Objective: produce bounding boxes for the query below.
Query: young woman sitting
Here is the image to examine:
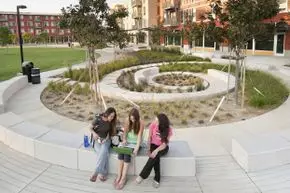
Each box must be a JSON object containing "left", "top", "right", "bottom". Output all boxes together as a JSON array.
[
  {"left": 114, "top": 108, "right": 144, "bottom": 190},
  {"left": 89, "top": 107, "right": 117, "bottom": 182},
  {"left": 135, "top": 113, "right": 173, "bottom": 188}
]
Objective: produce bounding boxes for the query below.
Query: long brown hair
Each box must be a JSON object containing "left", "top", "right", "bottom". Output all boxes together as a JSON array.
[
  {"left": 157, "top": 113, "right": 170, "bottom": 144},
  {"left": 128, "top": 108, "right": 140, "bottom": 135},
  {"left": 103, "top": 107, "right": 117, "bottom": 136}
]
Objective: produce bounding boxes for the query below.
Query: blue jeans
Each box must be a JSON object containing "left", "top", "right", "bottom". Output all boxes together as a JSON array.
[{"left": 94, "top": 139, "right": 111, "bottom": 176}]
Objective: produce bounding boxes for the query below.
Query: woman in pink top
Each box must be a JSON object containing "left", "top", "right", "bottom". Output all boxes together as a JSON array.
[{"left": 135, "top": 113, "right": 172, "bottom": 188}]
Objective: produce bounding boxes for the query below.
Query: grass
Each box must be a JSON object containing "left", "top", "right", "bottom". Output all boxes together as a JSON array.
[{"left": 0, "top": 47, "right": 86, "bottom": 81}]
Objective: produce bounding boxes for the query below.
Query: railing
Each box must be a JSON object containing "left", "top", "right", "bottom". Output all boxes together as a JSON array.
[
  {"left": 132, "top": 11, "right": 142, "bottom": 19},
  {"left": 164, "top": 0, "right": 177, "bottom": 10},
  {"left": 132, "top": 0, "right": 142, "bottom": 7},
  {"left": 164, "top": 18, "right": 178, "bottom": 26}
]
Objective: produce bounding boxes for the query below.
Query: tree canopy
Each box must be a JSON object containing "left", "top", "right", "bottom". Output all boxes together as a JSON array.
[
  {"left": 0, "top": 27, "right": 12, "bottom": 46},
  {"left": 61, "top": 0, "right": 128, "bottom": 50}
]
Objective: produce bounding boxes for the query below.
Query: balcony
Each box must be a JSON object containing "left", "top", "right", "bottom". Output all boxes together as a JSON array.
[
  {"left": 132, "top": 0, "right": 142, "bottom": 7},
  {"left": 0, "top": 17, "right": 8, "bottom": 22},
  {"left": 132, "top": 11, "right": 142, "bottom": 19},
  {"left": 164, "top": 18, "right": 178, "bottom": 26},
  {"left": 164, "top": 1, "right": 178, "bottom": 10}
]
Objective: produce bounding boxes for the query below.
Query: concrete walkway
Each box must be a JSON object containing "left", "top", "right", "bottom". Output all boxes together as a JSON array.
[
  {"left": 2, "top": 141, "right": 290, "bottom": 193},
  {"left": 2, "top": 49, "right": 290, "bottom": 192}
]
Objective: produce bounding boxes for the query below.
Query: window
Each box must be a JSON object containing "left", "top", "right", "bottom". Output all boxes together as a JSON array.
[
  {"left": 51, "top": 29, "right": 56, "bottom": 33},
  {"left": 20, "top": 15, "right": 24, "bottom": 19},
  {"left": 51, "top": 16, "right": 55, "bottom": 20},
  {"left": 21, "top": 29, "right": 25, "bottom": 33},
  {"left": 21, "top": 22, "right": 25, "bottom": 26},
  {"left": 45, "top": 16, "right": 49, "bottom": 20},
  {"left": 9, "top": 15, "right": 14, "bottom": 19},
  {"left": 44, "top": 21, "right": 49, "bottom": 26},
  {"left": 29, "top": 16, "right": 33, "bottom": 20},
  {"left": 30, "top": 29, "right": 34, "bottom": 33},
  {"left": 9, "top": 22, "right": 15, "bottom": 26},
  {"left": 143, "top": 7, "right": 146, "bottom": 15}
]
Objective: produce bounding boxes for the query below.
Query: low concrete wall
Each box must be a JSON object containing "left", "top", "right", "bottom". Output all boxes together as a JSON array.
[
  {"left": 0, "top": 112, "right": 196, "bottom": 176},
  {"left": 0, "top": 76, "right": 28, "bottom": 113}
]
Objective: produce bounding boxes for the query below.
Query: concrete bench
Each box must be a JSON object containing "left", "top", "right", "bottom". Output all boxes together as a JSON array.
[
  {"left": 78, "top": 141, "right": 196, "bottom": 177},
  {"left": 134, "top": 67, "right": 159, "bottom": 85},
  {"left": 0, "top": 112, "right": 195, "bottom": 176},
  {"left": 0, "top": 76, "right": 28, "bottom": 113},
  {"left": 232, "top": 134, "right": 290, "bottom": 172}
]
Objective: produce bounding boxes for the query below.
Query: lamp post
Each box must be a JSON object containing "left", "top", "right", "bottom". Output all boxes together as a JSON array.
[{"left": 16, "top": 5, "right": 27, "bottom": 73}]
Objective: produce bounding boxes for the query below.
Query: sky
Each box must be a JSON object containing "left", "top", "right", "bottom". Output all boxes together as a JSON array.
[{"left": 0, "top": 0, "right": 129, "bottom": 13}]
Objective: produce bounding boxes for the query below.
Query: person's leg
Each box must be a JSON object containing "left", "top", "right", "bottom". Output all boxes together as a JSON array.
[
  {"left": 116, "top": 154, "right": 125, "bottom": 184},
  {"left": 95, "top": 140, "right": 111, "bottom": 180},
  {"left": 153, "top": 146, "right": 169, "bottom": 182},
  {"left": 116, "top": 155, "right": 131, "bottom": 189},
  {"left": 152, "top": 145, "right": 169, "bottom": 187},
  {"left": 137, "top": 144, "right": 158, "bottom": 181}
]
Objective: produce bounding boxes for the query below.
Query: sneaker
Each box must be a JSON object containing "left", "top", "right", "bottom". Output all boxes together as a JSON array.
[
  {"left": 135, "top": 176, "right": 143, "bottom": 184},
  {"left": 152, "top": 180, "right": 160, "bottom": 188}
]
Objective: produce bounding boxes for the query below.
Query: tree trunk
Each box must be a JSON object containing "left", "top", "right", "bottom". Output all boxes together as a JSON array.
[{"left": 234, "top": 50, "right": 240, "bottom": 105}]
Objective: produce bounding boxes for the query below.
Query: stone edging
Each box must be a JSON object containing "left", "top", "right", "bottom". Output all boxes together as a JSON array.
[
  {"left": 0, "top": 76, "right": 28, "bottom": 114},
  {"left": 99, "top": 62, "right": 236, "bottom": 102}
]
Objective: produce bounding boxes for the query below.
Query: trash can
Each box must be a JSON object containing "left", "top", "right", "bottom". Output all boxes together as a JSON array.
[
  {"left": 22, "top": 61, "right": 34, "bottom": 83},
  {"left": 31, "top": 68, "right": 41, "bottom": 84}
]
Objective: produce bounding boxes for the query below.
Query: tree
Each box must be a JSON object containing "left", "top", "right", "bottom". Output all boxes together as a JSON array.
[
  {"left": 23, "top": 32, "right": 33, "bottom": 44},
  {"left": 209, "top": 0, "right": 279, "bottom": 105},
  {"left": 38, "top": 32, "right": 49, "bottom": 44},
  {"left": 9, "top": 34, "right": 17, "bottom": 44},
  {"left": 61, "top": 0, "right": 128, "bottom": 104},
  {"left": 150, "top": 24, "right": 164, "bottom": 45},
  {"left": 108, "top": 6, "right": 130, "bottom": 59},
  {"left": 0, "top": 27, "right": 11, "bottom": 46}
]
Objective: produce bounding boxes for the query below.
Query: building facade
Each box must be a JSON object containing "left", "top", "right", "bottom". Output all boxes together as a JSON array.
[
  {"left": 124, "top": 0, "right": 159, "bottom": 46},
  {"left": 158, "top": 0, "right": 290, "bottom": 56},
  {"left": 0, "top": 11, "right": 71, "bottom": 43}
]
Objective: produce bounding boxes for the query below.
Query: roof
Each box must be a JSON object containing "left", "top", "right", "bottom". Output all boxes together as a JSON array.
[{"left": 0, "top": 11, "right": 60, "bottom": 16}]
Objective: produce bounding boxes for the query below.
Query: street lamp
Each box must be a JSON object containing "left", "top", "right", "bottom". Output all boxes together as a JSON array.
[{"left": 16, "top": 5, "right": 27, "bottom": 73}]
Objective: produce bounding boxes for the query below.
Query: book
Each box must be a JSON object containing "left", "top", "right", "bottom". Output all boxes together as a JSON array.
[{"left": 112, "top": 143, "right": 136, "bottom": 155}]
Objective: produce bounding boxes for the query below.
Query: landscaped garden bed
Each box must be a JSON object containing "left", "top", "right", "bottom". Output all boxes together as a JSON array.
[{"left": 43, "top": 50, "right": 289, "bottom": 128}]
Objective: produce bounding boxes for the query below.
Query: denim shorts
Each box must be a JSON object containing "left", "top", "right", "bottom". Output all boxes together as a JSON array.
[{"left": 118, "top": 153, "right": 131, "bottom": 163}]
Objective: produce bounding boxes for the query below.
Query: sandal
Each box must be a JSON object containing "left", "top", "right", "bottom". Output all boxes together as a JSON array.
[
  {"left": 116, "top": 179, "right": 127, "bottom": 190},
  {"left": 113, "top": 178, "right": 120, "bottom": 188},
  {"left": 89, "top": 175, "right": 97, "bottom": 182},
  {"left": 98, "top": 175, "right": 107, "bottom": 182}
]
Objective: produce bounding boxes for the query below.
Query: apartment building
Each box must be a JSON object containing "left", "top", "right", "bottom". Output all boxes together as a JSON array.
[
  {"left": 0, "top": 11, "right": 71, "bottom": 43},
  {"left": 124, "top": 0, "right": 158, "bottom": 45},
  {"left": 160, "top": 0, "right": 290, "bottom": 56}
]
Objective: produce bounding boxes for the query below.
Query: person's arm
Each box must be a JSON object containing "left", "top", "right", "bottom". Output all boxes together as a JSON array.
[
  {"left": 90, "top": 121, "right": 99, "bottom": 140},
  {"left": 146, "top": 122, "right": 154, "bottom": 155},
  {"left": 150, "top": 128, "right": 172, "bottom": 158},
  {"left": 121, "top": 119, "right": 129, "bottom": 145},
  {"left": 133, "top": 120, "right": 145, "bottom": 155}
]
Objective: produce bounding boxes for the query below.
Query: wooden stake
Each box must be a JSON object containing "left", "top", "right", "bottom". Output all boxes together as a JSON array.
[
  {"left": 209, "top": 96, "right": 226, "bottom": 123},
  {"left": 241, "top": 44, "right": 247, "bottom": 108}
]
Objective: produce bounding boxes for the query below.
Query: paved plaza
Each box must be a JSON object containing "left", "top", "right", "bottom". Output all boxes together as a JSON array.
[{"left": 1, "top": 48, "right": 290, "bottom": 192}]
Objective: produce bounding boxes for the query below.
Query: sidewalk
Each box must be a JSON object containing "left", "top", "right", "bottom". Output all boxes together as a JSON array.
[{"left": 1, "top": 50, "right": 290, "bottom": 193}]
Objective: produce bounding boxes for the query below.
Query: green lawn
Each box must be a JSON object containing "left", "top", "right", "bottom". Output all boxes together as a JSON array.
[{"left": 0, "top": 47, "right": 86, "bottom": 81}]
